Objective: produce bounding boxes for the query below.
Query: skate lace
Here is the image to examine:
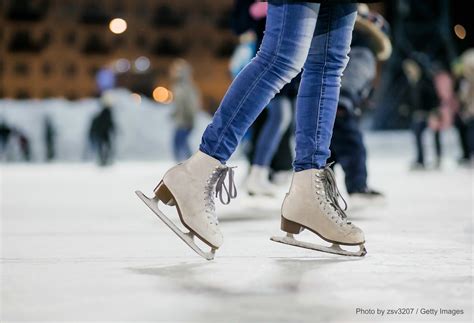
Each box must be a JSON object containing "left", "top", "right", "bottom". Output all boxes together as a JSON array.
[
  {"left": 315, "top": 164, "right": 349, "bottom": 223},
  {"left": 204, "top": 166, "right": 237, "bottom": 221}
]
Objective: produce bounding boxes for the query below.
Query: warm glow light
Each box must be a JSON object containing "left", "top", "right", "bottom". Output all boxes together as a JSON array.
[
  {"left": 454, "top": 24, "right": 466, "bottom": 40},
  {"left": 109, "top": 18, "right": 127, "bottom": 34},
  {"left": 131, "top": 93, "right": 141, "bottom": 104},
  {"left": 153, "top": 86, "right": 170, "bottom": 103}
]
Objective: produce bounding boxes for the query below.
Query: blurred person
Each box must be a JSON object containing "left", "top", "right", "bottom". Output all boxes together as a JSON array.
[
  {"left": 0, "top": 121, "right": 13, "bottom": 159},
  {"left": 246, "top": 92, "right": 294, "bottom": 196},
  {"left": 458, "top": 49, "right": 474, "bottom": 159},
  {"left": 86, "top": 118, "right": 98, "bottom": 161},
  {"left": 433, "top": 68, "right": 460, "bottom": 163},
  {"left": 170, "top": 59, "right": 201, "bottom": 162},
  {"left": 43, "top": 116, "right": 56, "bottom": 161},
  {"left": 452, "top": 59, "right": 471, "bottom": 165},
  {"left": 403, "top": 54, "right": 455, "bottom": 169},
  {"left": 328, "top": 5, "right": 391, "bottom": 207},
  {"left": 229, "top": 31, "right": 257, "bottom": 78},
  {"left": 89, "top": 95, "right": 116, "bottom": 166},
  {"left": 454, "top": 111, "right": 471, "bottom": 165},
  {"left": 87, "top": 65, "right": 118, "bottom": 166},
  {"left": 15, "top": 129, "right": 31, "bottom": 162},
  {"left": 453, "top": 112, "right": 471, "bottom": 164},
  {"left": 372, "top": 0, "right": 457, "bottom": 130},
  {"left": 137, "top": 0, "right": 370, "bottom": 259}
]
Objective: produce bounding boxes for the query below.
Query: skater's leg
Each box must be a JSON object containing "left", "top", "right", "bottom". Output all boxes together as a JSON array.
[
  {"left": 173, "top": 128, "right": 192, "bottom": 162},
  {"left": 454, "top": 113, "right": 470, "bottom": 160},
  {"left": 182, "top": 128, "right": 192, "bottom": 160},
  {"left": 271, "top": 115, "right": 295, "bottom": 172},
  {"left": 103, "top": 141, "right": 112, "bottom": 165},
  {"left": 173, "top": 128, "right": 184, "bottom": 161},
  {"left": 247, "top": 96, "right": 292, "bottom": 196},
  {"left": 412, "top": 118, "right": 427, "bottom": 165},
  {"left": 294, "top": 3, "right": 357, "bottom": 171},
  {"left": 270, "top": 98, "right": 296, "bottom": 185},
  {"left": 200, "top": 2, "right": 320, "bottom": 163},
  {"left": 434, "top": 129, "right": 442, "bottom": 165},
  {"left": 330, "top": 110, "right": 368, "bottom": 193},
  {"left": 468, "top": 118, "right": 474, "bottom": 156},
  {"left": 276, "top": 4, "right": 366, "bottom": 254},
  {"left": 143, "top": 2, "right": 321, "bottom": 257},
  {"left": 172, "top": 128, "right": 180, "bottom": 161},
  {"left": 253, "top": 96, "right": 292, "bottom": 166}
]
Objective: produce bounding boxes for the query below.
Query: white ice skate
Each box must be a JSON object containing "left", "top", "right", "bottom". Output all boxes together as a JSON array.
[
  {"left": 246, "top": 165, "right": 278, "bottom": 197},
  {"left": 136, "top": 151, "right": 237, "bottom": 260},
  {"left": 271, "top": 166, "right": 367, "bottom": 257}
]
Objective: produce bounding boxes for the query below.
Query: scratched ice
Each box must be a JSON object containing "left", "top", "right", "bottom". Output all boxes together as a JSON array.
[{"left": 1, "top": 132, "right": 472, "bottom": 322}]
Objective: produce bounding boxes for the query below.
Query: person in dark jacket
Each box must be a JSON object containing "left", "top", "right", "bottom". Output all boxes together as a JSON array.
[
  {"left": 458, "top": 49, "right": 474, "bottom": 161},
  {"left": 89, "top": 100, "right": 116, "bottom": 166},
  {"left": 0, "top": 121, "right": 12, "bottom": 157},
  {"left": 403, "top": 54, "right": 443, "bottom": 169},
  {"left": 372, "top": 0, "right": 456, "bottom": 130},
  {"left": 43, "top": 117, "right": 56, "bottom": 161}
]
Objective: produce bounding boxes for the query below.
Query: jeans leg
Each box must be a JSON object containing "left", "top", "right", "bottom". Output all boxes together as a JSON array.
[
  {"left": 173, "top": 129, "right": 180, "bottom": 161},
  {"left": 294, "top": 3, "right": 357, "bottom": 171},
  {"left": 180, "top": 129, "right": 192, "bottom": 160},
  {"left": 330, "top": 112, "right": 368, "bottom": 193},
  {"left": 253, "top": 96, "right": 292, "bottom": 166},
  {"left": 270, "top": 97, "right": 296, "bottom": 172},
  {"left": 174, "top": 128, "right": 190, "bottom": 162},
  {"left": 200, "top": 2, "right": 320, "bottom": 163}
]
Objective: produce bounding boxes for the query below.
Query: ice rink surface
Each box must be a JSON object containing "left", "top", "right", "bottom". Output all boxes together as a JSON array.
[{"left": 1, "top": 132, "right": 473, "bottom": 322}]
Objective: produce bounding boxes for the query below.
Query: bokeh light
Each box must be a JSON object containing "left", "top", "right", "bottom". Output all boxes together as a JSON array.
[
  {"left": 134, "top": 56, "right": 151, "bottom": 72},
  {"left": 109, "top": 18, "right": 127, "bottom": 34},
  {"left": 153, "top": 86, "right": 170, "bottom": 103},
  {"left": 131, "top": 93, "right": 142, "bottom": 104},
  {"left": 115, "top": 58, "right": 131, "bottom": 73},
  {"left": 454, "top": 24, "right": 466, "bottom": 39}
]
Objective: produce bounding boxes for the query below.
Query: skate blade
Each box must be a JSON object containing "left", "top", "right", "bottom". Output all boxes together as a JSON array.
[
  {"left": 135, "top": 190, "right": 216, "bottom": 261},
  {"left": 270, "top": 233, "right": 366, "bottom": 257}
]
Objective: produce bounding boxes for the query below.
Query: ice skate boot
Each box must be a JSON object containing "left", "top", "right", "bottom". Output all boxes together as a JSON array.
[
  {"left": 271, "top": 166, "right": 366, "bottom": 257},
  {"left": 136, "top": 151, "right": 237, "bottom": 260},
  {"left": 246, "top": 165, "right": 278, "bottom": 197}
]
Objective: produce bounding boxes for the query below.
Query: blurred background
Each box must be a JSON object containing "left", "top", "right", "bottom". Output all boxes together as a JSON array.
[{"left": 0, "top": 0, "right": 472, "bottom": 164}]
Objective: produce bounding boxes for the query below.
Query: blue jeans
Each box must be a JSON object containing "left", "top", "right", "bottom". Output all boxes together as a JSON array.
[
  {"left": 173, "top": 127, "right": 192, "bottom": 162},
  {"left": 253, "top": 96, "right": 293, "bottom": 166},
  {"left": 200, "top": 1, "right": 357, "bottom": 170}
]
